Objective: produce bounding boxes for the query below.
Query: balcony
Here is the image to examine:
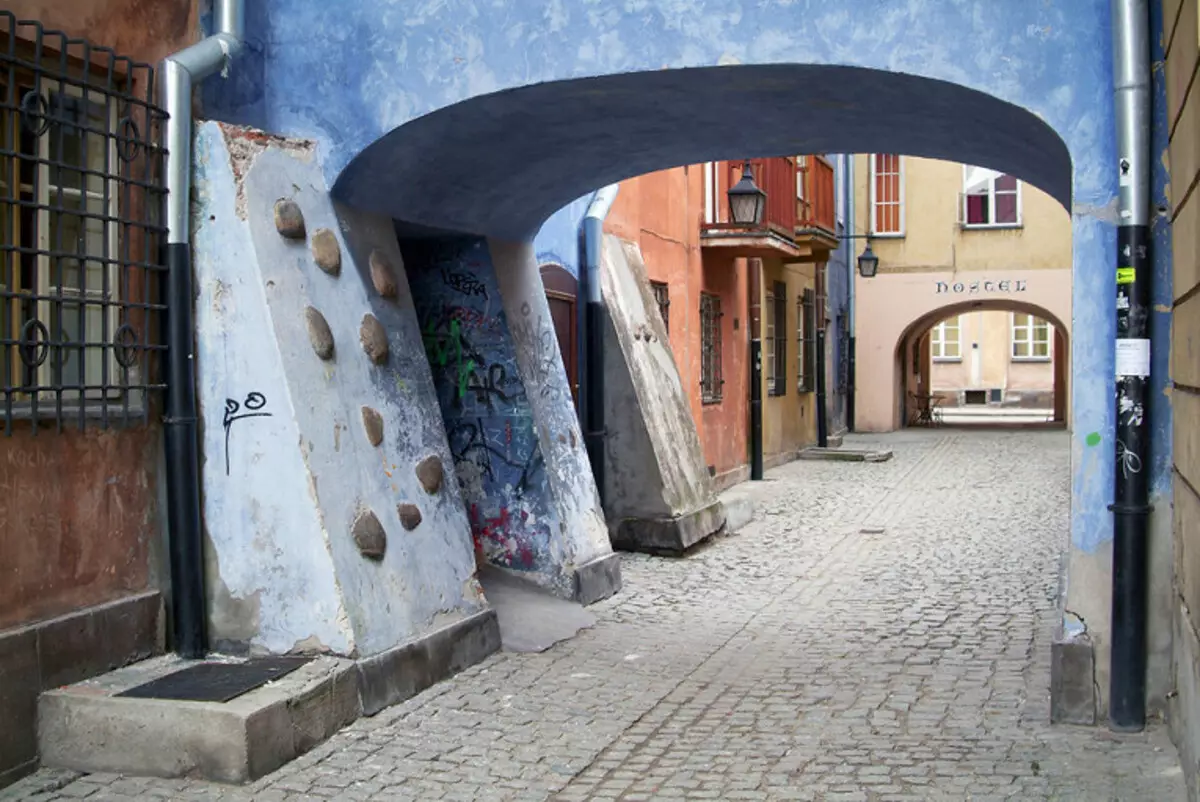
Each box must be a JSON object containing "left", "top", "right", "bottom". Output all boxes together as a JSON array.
[{"left": 701, "top": 156, "right": 838, "bottom": 262}]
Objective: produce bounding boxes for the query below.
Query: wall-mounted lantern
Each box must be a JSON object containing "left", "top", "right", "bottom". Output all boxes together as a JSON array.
[
  {"left": 728, "top": 160, "right": 766, "bottom": 226},
  {"left": 857, "top": 243, "right": 879, "bottom": 278}
]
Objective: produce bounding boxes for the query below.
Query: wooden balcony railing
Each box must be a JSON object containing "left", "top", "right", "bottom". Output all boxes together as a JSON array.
[
  {"left": 797, "top": 155, "right": 836, "bottom": 235},
  {"left": 703, "top": 157, "right": 797, "bottom": 238},
  {"left": 703, "top": 155, "right": 836, "bottom": 247}
]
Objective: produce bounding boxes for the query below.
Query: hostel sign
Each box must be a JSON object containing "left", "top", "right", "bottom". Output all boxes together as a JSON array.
[{"left": 935, "top": 279, "right": 1028, "bottom": 295}]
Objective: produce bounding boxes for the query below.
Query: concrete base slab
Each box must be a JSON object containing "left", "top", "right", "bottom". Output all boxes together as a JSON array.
[
  {"left": 610, "top": 499, "right": 726, "bottom": 555},
  {"left": 355, "top": 610, "right": 500, "bottom": 716},
  {"left": 1051, "top": 634, "right": 1097, "bottom": 725},
  {"left": 575, "top": 552, "right": 622, "bottom": 605},
  {"left": 718, "top": 486, "right": 756, "bottom": 534},
  {"left": 798, "top": 447, "right": 893, "bottom": 462},
  {"left": 479, "top": 567, "right": 595, "bottom": 653},
  {"left": 37, "top": 609, "right": 501, "bottom": 783},
  {"left": 38, "top": 654, "right": 358, "bottom": 783}
]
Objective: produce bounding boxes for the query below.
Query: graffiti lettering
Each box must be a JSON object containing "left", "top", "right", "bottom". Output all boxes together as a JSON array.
[
  {"left": 223, "top": 391, "right": 272, "bottom": 476},
  {"left": 447, "top": 418, "right": 544, "bottom": 493},
  {"left": 441, "top": 266, "right": 488, "bottom": 300}
]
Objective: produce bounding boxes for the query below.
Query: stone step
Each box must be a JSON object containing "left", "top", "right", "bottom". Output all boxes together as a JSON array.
[
  {"left": 37, "top": 610, "right": 499, "bottom": 784},
  {"left": 797, "top": 447, "right": 893, "bottom": 462}
]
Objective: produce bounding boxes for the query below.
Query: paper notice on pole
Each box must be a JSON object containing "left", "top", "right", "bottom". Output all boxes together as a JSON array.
[{"left": 1115, "top": 338, "right": 1151, "bottom": 378}]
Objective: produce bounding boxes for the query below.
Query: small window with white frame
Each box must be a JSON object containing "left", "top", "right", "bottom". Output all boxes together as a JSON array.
[
  {"left": 931, "top": 317, "right": 961, "bottom": 361},
  {"left": 962, "top": 166, "right": 1022, "bottom": 228},
  {"left": 869, "top": 154, "right": 904, "bottom": 236},
  {"left": 1011, "top": 313, "right": 1051, "bottom": 360}
]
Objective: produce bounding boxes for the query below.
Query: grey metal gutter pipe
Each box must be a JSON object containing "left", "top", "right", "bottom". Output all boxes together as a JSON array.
[
  {"left": 159, "top": 0, "right": 245, "bottom": 659},
  {"left": 580, "top": 185, "right": 619, "bottom": 510},
  {"left": 1109, "top": 0, "right": 1152, "bottom": 733}
]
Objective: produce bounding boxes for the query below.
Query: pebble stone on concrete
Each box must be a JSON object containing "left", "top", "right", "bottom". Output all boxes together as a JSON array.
[{"left": 5, "top": 431, "right": 1186, "bottom": 801}]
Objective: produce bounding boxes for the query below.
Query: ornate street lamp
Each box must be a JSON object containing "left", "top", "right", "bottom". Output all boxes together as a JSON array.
[
  {"left": 727, "top": 160, "right": 766, "bottom": 225},
  {"left": 857, "top": 243, "right": 879, "bottom": 278}
]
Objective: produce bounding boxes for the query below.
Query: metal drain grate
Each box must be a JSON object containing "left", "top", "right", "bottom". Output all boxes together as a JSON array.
[{"left": 116, "top": 656, "right": 311, "bottom": 703}]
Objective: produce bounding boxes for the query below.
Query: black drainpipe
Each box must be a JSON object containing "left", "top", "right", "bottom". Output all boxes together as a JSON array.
[
  {"left": 1108, "top": 0, "right": 1152, "bottom": 733},
  {"left": 580, "top": 185, "right": 619, "bottom": 508},
  {"left": 160, "top": 0, "right": 245, "bottom": 658},
  {"left": 815, "top": 266, "right": 828, "bottom": 448}
]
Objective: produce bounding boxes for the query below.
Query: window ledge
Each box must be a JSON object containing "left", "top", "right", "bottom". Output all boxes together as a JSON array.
[
  {"left": 1011, "top": 356, "right": 1052, "bottom": 363},
  {"left": 702, "top": 398, "right": 724, "bottom": 407},
  {"left": 3, "top": 396, "right": 149, "bottom": 425},
  {"left": 932, "top": 357, "right": 963, "bottom": 363},
  {"left": 962, "top": 223, "right": 1024, "bottom": 231},
  {"left": 868, "top": 232, "right": 905, "bottom": 239}
]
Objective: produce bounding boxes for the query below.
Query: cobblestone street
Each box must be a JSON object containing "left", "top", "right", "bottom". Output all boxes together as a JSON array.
[{"left": 8, "top": 430, "right": 1186, "bottom": 801}]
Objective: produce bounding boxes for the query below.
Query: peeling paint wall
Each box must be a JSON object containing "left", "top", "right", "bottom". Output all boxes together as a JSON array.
[{"left": 192, "top": 122, "right": 485, "bottom": 657}]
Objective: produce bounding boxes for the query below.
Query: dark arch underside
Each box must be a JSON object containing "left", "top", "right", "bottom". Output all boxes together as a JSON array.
[{"left": 333, "top": 64, "right": 1073, "bottom": 241}]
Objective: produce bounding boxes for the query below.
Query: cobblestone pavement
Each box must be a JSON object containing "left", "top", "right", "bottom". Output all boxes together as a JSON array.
[{"left": 8, "top": 430, "right": 1187, "bottom": 801}]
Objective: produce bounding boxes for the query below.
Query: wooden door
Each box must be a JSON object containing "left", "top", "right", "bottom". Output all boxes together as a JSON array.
[{"left": 540, "top": 264, "right": 579, "bottom": 407}]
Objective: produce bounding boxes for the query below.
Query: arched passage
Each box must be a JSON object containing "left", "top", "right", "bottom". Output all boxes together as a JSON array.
[
  {"left": 894, "top": 300, "right": 1071, "bottom": 430},
  {"left": 333, "top": 65, "right": 1071, "bottom": 239}
]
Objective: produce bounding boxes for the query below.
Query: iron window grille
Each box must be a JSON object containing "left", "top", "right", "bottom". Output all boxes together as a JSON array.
[
  {"left": 0, "top": 13, "right": 167, "bottom": 434},
  {"left": 700, "top": 291, "right": 723, "bottom": 404},
  {"left": 770, "top": 280, "right": 787, "bottom": 396},
  {"left": 798, "top": 288, "right": 815, "bottom": 393},
  {"left": 650, "top": 280, "right": 669, "bottom": 333}
]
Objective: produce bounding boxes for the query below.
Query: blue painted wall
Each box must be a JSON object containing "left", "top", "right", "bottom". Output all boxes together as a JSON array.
[
  {"left": 402, "top": 237, "right": 561, "bottom": 577},
  {"left": 824, "top": 154, "right": 852, "bottom": 434}
]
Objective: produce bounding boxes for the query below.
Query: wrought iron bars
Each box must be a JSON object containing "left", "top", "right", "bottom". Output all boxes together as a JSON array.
[{"left": 0, "top": 12, "right": 167, "bottom": 434}]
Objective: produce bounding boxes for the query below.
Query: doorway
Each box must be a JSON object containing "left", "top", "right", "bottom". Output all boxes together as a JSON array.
[{"left": 540, "top": 263, "right": 579, "bottom": 408}]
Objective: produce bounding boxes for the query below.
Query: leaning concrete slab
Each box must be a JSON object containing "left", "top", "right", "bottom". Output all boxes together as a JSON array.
[
  {"left": 38, "top": 609, "right": 500, "bottom": 783},
  {"left": 598, "top": 235, "right": 726, "bottom": 555}
]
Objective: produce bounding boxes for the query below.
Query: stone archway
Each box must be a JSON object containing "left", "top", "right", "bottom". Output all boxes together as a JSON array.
[{"left": 892, "top": 299, "right": 1071, "bottom": 430}]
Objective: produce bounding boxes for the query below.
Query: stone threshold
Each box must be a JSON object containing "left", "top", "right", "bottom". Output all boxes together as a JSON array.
[{"left": 38, "top": 609, "right": 499, "bottom": 784}]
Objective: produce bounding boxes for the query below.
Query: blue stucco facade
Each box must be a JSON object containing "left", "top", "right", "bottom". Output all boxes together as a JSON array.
[{"left": 188, "top": 0, "right": 1164, "bottom": 711}]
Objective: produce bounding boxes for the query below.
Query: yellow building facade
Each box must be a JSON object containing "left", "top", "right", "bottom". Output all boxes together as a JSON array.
[{"left": 851, "top": 155, "right": 1073, "bottom": 430}]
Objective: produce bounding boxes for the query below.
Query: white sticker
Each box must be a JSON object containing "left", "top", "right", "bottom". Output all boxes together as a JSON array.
[{"left": 1115, "top": 338, "right": 1151, "bottom": 378}]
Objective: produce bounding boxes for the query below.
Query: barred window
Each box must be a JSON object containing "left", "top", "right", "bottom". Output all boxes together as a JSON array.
[
  {"left": 650, "top": 280, "right": 669, "bottom": 333},
  {"left": 1, "top": 15, "right": 166, "bottom": 432},
  {"left": 768, "top": 281, "right": 786, "bottom": 396},
  {"left": 700, "top": 292, "right": 722, "bottom": 404},
  {"left": 798, "top": 288, "right": 815, "bottom": 393}
]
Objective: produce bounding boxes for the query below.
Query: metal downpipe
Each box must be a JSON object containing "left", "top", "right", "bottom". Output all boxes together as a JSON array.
[
  {"left": 1109, "top": 0, "right": 1152, "bottom": 733},
  {"left": 160, "top": 0, "right": 245, "bottom": 659},
  {"left": 581, "top": 185, "right": 619, "bottom": 510}
]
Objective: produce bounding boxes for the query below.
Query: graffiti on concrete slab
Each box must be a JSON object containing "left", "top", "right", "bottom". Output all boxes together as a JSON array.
[
  {"left": 403, "top": 236, "right": 558, "bottom": 573},
  {"left": 509, "top": 300, "right": 562, "bottom": 402},
  {"left": 223, "top": 391, "right": 272, "bottom": 475}
]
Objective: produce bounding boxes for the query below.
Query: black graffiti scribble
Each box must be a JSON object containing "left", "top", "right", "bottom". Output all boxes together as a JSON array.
[
  {"left": 223, "top": 391, "right": 272, "bottom": 476},
  {"left": 447, "top": 418, "right": 544, "bottom": 494},
  {"left": 441, "top": 267, "right": 489, "bottom": 300}
]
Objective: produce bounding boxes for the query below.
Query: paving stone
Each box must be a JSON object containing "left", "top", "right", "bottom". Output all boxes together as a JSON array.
[{"left": 15, "top": 431, "right": 1188, "bottom": 801}]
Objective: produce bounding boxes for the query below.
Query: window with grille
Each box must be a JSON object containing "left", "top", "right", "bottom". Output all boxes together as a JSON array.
[
  {"left": 1, "top": 14, "right": 166, "bottom": 432},
  {"left": 869, "top": 154, "right": 904, "bottom": 236},
  {"left": 700, "top": 292, "right": 723, "bottom": 404},
  {"left": 931, "top": 317, "right": 962, "bottom": 360},
  {"left": 798, "top": 288, "right": 815, "bottom": 392},
  {"left": 768, "top": 281, "right": 786, "bottom": 396},
  {"left": 962, "top": 166, "right": 1021, "bottom": 227},
  {"left": 1011, "top": 313, "right": 1051, "bottom": 360},
  {"left": 650, "top": 280, "right": 669, "bottom": 333}
]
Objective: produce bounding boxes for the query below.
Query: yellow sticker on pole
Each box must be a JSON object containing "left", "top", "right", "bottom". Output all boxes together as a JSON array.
[{"left": 1117, "top": 267, "right": 1136, "bottom": 285}]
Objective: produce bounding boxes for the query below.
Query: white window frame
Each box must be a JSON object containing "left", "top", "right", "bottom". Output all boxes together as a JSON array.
[
  {"left": 33, "top": 80, "right": 121, "bottom": 399},
  {"left": 961, "top": 165, "right": 1023, "bottom": 229},
  {"left": 1010, "top": 313, "right": 1052, "bottom": 361},
  {"left": 931, "top": 317, "right": 962, "bottom": 361},
  {"left": 868, "top": 154, "right": 905, "bottom": 237}
]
